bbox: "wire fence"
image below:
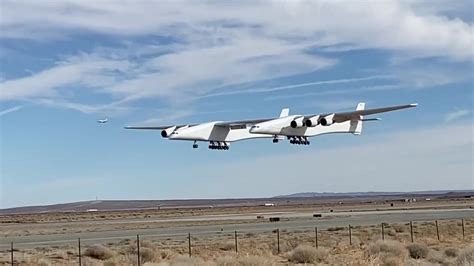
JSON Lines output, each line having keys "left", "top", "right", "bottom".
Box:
{"left": 2, "top": 218, "right": 472, "bottom": 265}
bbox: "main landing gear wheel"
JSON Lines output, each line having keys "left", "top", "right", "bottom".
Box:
{"left": 289, "top": 136, "right": 310, "bottom": 145}
{"left": 208, "top": 141, "right": 230, "bottom": 150}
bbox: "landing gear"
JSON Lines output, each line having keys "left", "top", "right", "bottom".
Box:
{"left": 272, "top": 136, "right": 279, "bottom": 143}
{"left": 192, "top": 141, "right": 198, "bottom": 149}
{"left": 208, "top": 141, "right": 229, "bottom": 150}
{"left": 289, "top": 136, "right": 310, "bottom": 145}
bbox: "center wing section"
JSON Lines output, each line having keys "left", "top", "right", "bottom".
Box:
{"left": 214, "top": 118, "right": 274, "bottom": 129}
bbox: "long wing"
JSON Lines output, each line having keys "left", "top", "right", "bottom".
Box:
{"left": 319, "top": 103, "right": 417, "bottom": 122}
{"left": 124, "top": 124, "right": 194, "bottom": 130}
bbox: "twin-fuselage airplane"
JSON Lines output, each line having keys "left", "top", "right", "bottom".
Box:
{"left": 125, "top": 103, "right": 417, "bottom": 150}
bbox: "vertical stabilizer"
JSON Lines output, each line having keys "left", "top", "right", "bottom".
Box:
{"left": 352, "top": 103, "right": 365, "bottom": 135}
{"left": 279, "top": 108, "right": 289, "bottom": 117}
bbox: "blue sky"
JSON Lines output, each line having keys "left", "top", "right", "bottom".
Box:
{"left": 0, "top": 1, "right": 473, "bottom": 208}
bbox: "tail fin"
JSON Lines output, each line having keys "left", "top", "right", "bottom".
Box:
{"left": 279, "top": 108, "right": 289, "bottom": 117}
{"left": 351, "top": 103, "right": 365, "bottom": 135}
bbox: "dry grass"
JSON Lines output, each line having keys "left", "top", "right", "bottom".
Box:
{"left": 5, "top": 218, "right": 471, "bottom": 266}
{"left": 288, "top": 245, "right": 328, "bottom": 263}
{"left": 445, "top": 247, "right": 458, "bottom": 258}
{"left": 84, "top": 245, "right": 114, "bottom": 260}
{"left": 456, "top": 244, "right": 474, "bottom": 266}
{"left": 406, "top": 243, "right": 429, "bottom": 259}
{"left": 366, "top": 240, "right": 406, "bottom": 266}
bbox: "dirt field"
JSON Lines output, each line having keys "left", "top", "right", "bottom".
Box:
{"left": 0, "top": 198, "right": 472, "bottom": 265}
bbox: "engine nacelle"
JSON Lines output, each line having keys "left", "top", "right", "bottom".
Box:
{"left": 304, "top": 115, "right": 320, "bottom": 127}
{"left": 290, "top": 117, "right": 305, "bottom": 128}
{"left": 161, "top": 126, "right": 177, "bottom": 138}
{"left": 320, "top": 114, "right": 335, "bottom": 126}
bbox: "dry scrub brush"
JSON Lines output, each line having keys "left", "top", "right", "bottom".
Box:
{"left": 288, "top": 245, "right": 328, "bottom": 264}
{"left": 84, "top": 245, "right": 114, "bottom": 260}
{"left": 456, "top": 244, "right": 474, "bottom": 266}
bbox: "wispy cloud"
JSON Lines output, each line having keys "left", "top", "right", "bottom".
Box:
{"left": 445, "top": 109, "right": 471, "bottom": 122}
{"left": 0, "top": 105, "right": 23, "bottom": 116}
{"left": 0, "top": 1, "right": 472, "bottom": 115}
{"left": 198, "top": 75, "right": 391, "bottom": 99}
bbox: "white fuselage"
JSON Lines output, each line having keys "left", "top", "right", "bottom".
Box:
{"left": 168, "top": 117, "right": 360, "bottom": 143}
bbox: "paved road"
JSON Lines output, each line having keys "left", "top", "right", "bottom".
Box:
{"left": 0, "top": 208, "right": 472, "bottom": 249}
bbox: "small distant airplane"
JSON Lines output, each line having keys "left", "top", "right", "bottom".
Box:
{"left": 97, "top": 118, "right": 108, "bottom": 124}
{"left": 125, "top": 103, "right": 417, "bottom": 150}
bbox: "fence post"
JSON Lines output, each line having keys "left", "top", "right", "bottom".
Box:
{"left": 381, "top": 223, "right": 385, "bottom": 241}
{"left": 410, "top": 221, "right": 414, "bottom": 243}
{"left": 315, "top": 227, "right": 318, "bottom": 249}
{"left": 462, "top": 219, "right": 465, "bottom": 240}
{"left": 234, "top": 230, "right": 238, "bottom": 253}
{"left": 10, "top": 242, "right": 13, "bottom": 266}
{"left": 277, "top": 228, "right": 280, "bottom": 254}
{"left": 137, "top": 234, "right": 141, "bottom": 266}
{"left": 78, "top": 238, "right": 82, "bottom": 266}
{"left": 188, "top": 232, "right": 192, "bottom": 257}
{"left": 435, "top": 220, "right": 440, "bottom": 241}
{"left": 349, "top": 224, "right": 352, "bottom": 245}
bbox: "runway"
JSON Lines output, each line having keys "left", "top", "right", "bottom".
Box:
{"left": 0, "top": 208, "right": 472, "bottom": 249}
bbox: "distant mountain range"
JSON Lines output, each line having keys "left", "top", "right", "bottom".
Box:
{"left": 1, "top": 190, "right": 472, "bottom": 215}
{"left": 274, "top": 190, "right": 474, "bottom": 198}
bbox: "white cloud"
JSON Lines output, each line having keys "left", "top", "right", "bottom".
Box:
{"left": 0, "top": 105, "right": 23, "bottom": 116}
{"left": 190, "top": 123, "right": 473, "bottom": 197}
{"left": 0, "top": 54, "right": 134, "bottom": 101}
{"left": 0, "top": 1, "right": 472, "bottom": 113}
{"left": 445, "top": 109, "right": 471, "bottom": 122}
{"left": 2, "top": 1, "right": 472, "bottom": 61}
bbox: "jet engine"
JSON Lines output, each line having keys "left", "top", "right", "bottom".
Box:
{"left": 290, "top": 117, "right": 305, "bottom": 128}
{"left": 320, "top": 114, "right": 335, "bottom": 126}
{"left": 304, "top": 115, "right": 320, "bottom": 127}
{"left": 161, "top": 126, "right": 177, "bottom": 138}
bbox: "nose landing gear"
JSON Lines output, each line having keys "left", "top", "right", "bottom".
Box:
{"left": 192, "top": 141, "right": 198, "bottom": 149}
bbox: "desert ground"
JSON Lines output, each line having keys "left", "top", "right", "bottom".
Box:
{"left": 0, "top": 197, "right": 472, "bottom": 265}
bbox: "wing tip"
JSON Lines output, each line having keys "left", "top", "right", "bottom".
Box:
{"left": 410, "top": 103, "right": 418, "bottom": 107}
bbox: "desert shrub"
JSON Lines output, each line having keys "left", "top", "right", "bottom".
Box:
{"left": 271, "top": 241, "right": 290, "bottom": 254}
{"left": 445, "top": 247, "right": 458, "bottom": 258}
{"left": 392, "top": 224, "right": 406, "bottom": 233}
{"left": 427, "top": 250, "right": 446, "bottom": 264}
{"left": 288, "top": 245, "right": 328, "bottom": 263}
{"left": 160, "top": 250, "right": 173, "bottom": 259}
{"left": 140, "top": 247, "right": 157, "bottom": 263}
{"left": 406, "top": 243, "right": 429, "bottom": 259}
{"left": 456, "top": 244, "right": 474, "bottom": 266}
{"left": 170, "top": 255, "right": 209, "bottom": 266}
{"left": 216, "top": 256, "right": 237, "bottom": 266}
{"left": 140, "top": 240, "right": 155, "bottom": 249}
{"left": 366, "top": 240, "right": 405, "bottom": 258}
{"left": 387, "top": 229, "right": 396, "bottom": 237}
{"left": 220, "top": 241, "right": 235, "bottom": 251}
{"left": 381, "top": 256, "right": 401, "bottom": 266}
{"left": 239, "top": 255, "right": 272, "bottom": 266}
{"left": 84, "top": 245, "right": 114, "bottom": 260}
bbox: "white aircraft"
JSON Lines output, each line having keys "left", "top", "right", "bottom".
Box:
{"left": 125, "top": 103, "right": 417, "bottom": 150}
{"left": 97, "top": 118, "right": 108, "bottom": 124}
